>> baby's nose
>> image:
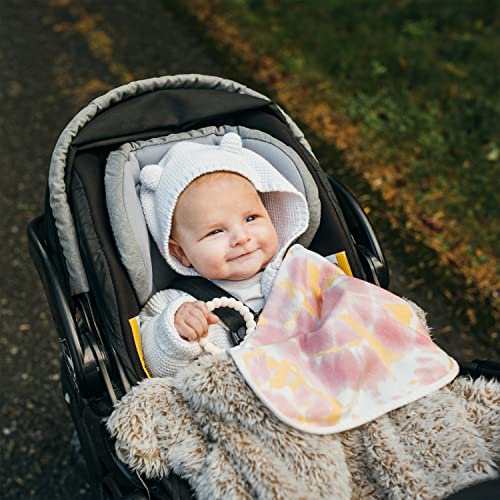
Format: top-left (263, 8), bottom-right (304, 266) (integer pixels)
top-left (231, 226), bottom-right (251, 246)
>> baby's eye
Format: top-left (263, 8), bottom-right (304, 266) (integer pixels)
top-left (246, 215), bottom-right (256, 223)
top-left (207, 229), bottom-right (222, 236)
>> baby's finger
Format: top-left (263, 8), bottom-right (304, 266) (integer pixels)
top-left (191, 300), bottom-right (212, 318)
top-left (196, 313), bottom-right (218, 339)
top-left (185, 313), bottom-right (206, 339)
top-left (178, 323), bottom-right (198, 341)
top-left (192, 304), bottom-right (216, 335)
top-left (207, 313), bottom-right (219, 324)
top-left (194, 303), bottom-right (219, 328)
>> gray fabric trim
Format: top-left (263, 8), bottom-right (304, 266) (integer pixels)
top-left (105, 125), bottom-right (320, 304)
top-left (48, 74), bottom-right (315, 295)
top-left (106, 150), bottom-right (153, 301)
top-left (275, 104), bottom-right (317, 161)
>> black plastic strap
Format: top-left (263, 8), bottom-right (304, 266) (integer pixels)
top-left (170, 276), bottom-right (259, 346)
top-left (459, 359), bottom-right (500, 380)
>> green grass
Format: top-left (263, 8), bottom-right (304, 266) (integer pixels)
top-left (217, 0), bottom-right (500, 257)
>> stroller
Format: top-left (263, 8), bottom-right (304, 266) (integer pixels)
top-left (28, 75), bottom-right (499, 499)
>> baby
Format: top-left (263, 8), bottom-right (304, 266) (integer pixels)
top-left (138, 133), bottom-right (310, 377)
top-left (169, 171), bottom-right (278, 341)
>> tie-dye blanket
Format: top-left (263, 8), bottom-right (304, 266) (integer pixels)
top-left (230, 244), bottom-right (459, 434)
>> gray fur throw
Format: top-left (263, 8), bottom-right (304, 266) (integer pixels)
top-left (107, 353), bottom-right (500, 499)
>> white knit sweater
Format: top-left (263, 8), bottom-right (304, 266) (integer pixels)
top-left (139, 272), bottom-right (267, 378)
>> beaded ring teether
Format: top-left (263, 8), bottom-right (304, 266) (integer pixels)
top-left (198, 297), bottom-right (257, 355)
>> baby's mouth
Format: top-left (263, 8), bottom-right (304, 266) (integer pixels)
top-left (229, 250), bottom-right (255, 261)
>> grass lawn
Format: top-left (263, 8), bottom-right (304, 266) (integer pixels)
top-left (220, 0), bottom-right (499, 254)
top-left (182, 0), bottom-right (500, 305)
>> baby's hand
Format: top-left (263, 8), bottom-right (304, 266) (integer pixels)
top-left (174, 301), bottom-right (219, 341)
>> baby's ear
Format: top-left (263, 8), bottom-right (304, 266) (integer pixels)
top-left (168, 239), bottom-right (191, 267)
top-left (140, 164), bottom-right (162, 191)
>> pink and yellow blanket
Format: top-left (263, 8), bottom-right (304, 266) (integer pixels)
top-left (230, 244), bottom-right (459, 434)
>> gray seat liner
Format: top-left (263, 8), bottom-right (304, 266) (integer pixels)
top-left (105, 125), bottom-right (321, 305)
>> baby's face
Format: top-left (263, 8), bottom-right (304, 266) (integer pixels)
top-left (169, 173), bottom-right (279, 281)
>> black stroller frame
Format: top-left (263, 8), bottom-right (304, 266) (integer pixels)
top-left (27, 75), bottom-right (499, 499)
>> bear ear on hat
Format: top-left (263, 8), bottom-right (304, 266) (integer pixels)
top-left (140, 164), bottom-right (163, 191)
top-left (220, 132), bottom-right (243, 154)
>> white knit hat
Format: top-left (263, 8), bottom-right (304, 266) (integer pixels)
top-left (139, 132), bottom-right (309, 276)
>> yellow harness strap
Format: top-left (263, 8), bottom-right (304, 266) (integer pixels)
top-left (128, 316), bottom-right (151, 378)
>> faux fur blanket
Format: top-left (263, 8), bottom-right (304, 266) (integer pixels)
top-left (107, 355), bottom-right (500, 499)
top-left (230, 244), bottom-right (459, 433)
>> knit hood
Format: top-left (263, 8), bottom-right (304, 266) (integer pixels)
top-left (139, 133), bottom-right (309, 291)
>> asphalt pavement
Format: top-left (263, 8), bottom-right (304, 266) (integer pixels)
top-left (0, 1), bottom-right (496, 499)
top-left (0, 1), bottom-right (224, 498)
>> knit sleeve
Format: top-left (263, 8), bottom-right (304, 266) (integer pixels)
top-left (138, 289), bottom-right (233, 378)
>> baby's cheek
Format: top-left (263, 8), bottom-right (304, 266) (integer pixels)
top-left (268, 227), bottom-right (279, 255)
top-left (203, 248), bottom-right (227, 275)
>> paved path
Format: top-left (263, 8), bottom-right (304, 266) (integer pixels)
top-left (0, 1), bottom-right (224, 498)
top-left (0, 1), bottom-right (494, 499)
